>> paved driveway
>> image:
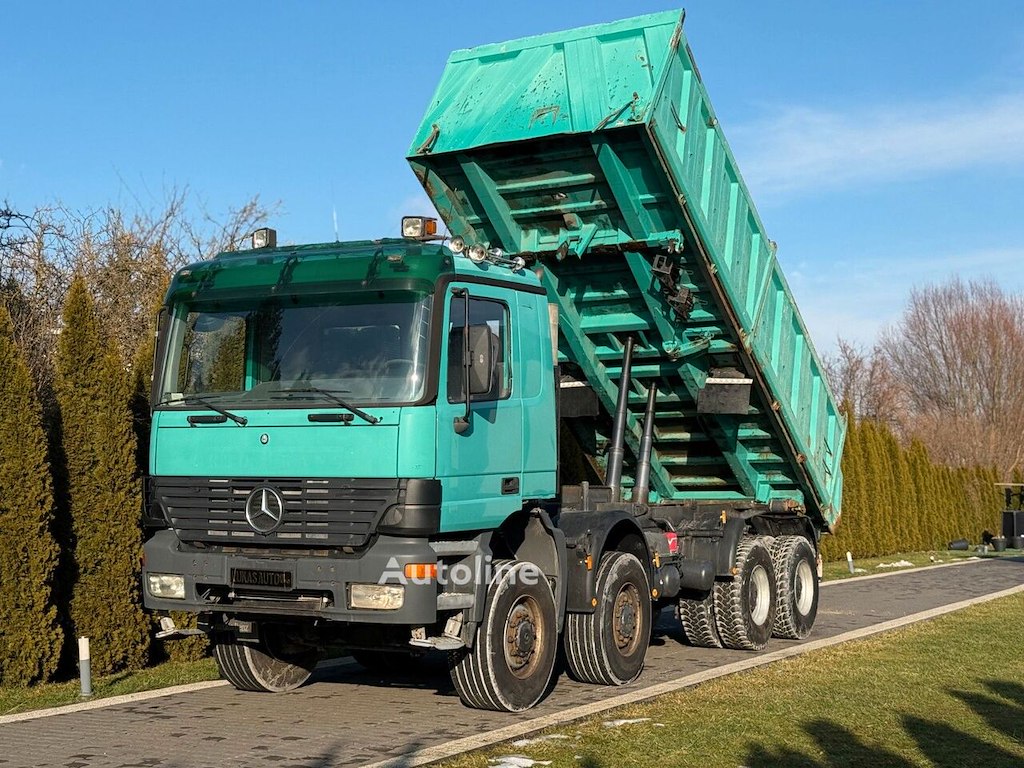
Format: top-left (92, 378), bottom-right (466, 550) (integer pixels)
top-left (3, 557), bottom-right (1022, 768)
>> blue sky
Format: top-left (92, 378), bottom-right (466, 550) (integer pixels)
top-left (3, 1), bottom-right (1022, 351)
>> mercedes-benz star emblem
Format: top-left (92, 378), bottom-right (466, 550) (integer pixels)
top-left (244, 486), bottom-right (285, 535)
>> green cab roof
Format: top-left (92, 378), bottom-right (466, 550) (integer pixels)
top-left (165, 238), bottom-right (541, 304)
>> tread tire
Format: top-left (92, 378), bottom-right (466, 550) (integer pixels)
top-left (564, 551), bottom-right (652, 685)
top-left (449, 560), bottom-right (557, 712)
top-left (771, 535), bottom-right (819, 640)
top-left (714, 536), bottom-right (777, 651)
top-left (676, 589), bottom-right (722, 648)
top-left (213, 625), bottom-right (320, 692)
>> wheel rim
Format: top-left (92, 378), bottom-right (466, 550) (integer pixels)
top-left (612, 582), bottom-right (642, 656)
top-left (749, 565), bottom-right (771, 626)
top-left (794, 559), bottom-right (815, 615)
top-left (504, 595), bottom-right (543, 679)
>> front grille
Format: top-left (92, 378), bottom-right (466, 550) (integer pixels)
top-left (152, 477), bottom-right (400, 548)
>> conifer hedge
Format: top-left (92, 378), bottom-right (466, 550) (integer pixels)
top-left (55, 277), bottom-right (150, 675)
top-left (131, 313), bottom-right (209, 664)
top-left (822, 416), bottom-right (1005, 561)
top-left (0, 307), bottom-right (63, 685)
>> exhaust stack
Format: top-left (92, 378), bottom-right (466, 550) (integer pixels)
top-left (606, 337), bottom-right (634, 500)
top-left (632, 384), bottom-right (658, 504)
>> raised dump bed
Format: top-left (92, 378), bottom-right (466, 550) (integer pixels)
top-left (408, 10), bottom-right (843, 529)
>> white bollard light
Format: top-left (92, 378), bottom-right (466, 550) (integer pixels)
top-left (78, 636), bottom-right (93, 698)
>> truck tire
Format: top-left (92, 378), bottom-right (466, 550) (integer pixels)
top-left (714, 536), bottom-right (776, 651)
top-left (771, 535), bottom-right (819, 640)
top-left (564, 551), bottom-right (651, 685)
top-left (449, 560), bottom-right (557, 712)
top-left (212, 625), bottom-right (321, 693)
top-left (676, 589), bottom-right (722, 648)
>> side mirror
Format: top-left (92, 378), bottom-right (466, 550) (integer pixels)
top-left (451, 286), bottom-right (501, 434)
top-left (466, 325), bottom-right (494, 396)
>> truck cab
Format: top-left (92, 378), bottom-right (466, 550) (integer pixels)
top-left (144, 229), bottom-right (558, 622)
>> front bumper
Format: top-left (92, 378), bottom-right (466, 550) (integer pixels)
top-left (143, 529), bottom-right (439, 625)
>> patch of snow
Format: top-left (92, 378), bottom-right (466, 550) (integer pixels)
top-left (854, 568), bottom-right (867, 573)
top-left (602, 717), bottom-right (651, 728)
top-left (653, 722), bottom-right (666, 727)
top-left (876, 560), bottom-right (914, 569)
top-left (511, 734), bottom-right (570, 747)
top-left (967, 556), bottom-right (981, 560)
top-left (488, 757), bottom-right (552, 768)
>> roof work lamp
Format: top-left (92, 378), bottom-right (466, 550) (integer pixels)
top-left (252, 228), bottom-right (277, 249)
top-left (401, 216), bottom-right (438, 239)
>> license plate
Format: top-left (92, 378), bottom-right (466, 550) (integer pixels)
top-left (230, 568), bottom-right (293, 590)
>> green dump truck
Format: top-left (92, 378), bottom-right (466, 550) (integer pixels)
top-left (142, 10), bottom-right (844, 712)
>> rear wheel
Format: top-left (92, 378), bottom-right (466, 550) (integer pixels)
top-left (564, 551), bottom-right (651, 685)
top-left (771, 536), bottom-right (819, 639)
top-left (449, 560), bottom-right (557, 712)
top-left (213, 624), bottom-right (321, 692)
top-left (676, 588), bottom-right (722, 648)
top-left (714, 536), bottom-right (777, 651)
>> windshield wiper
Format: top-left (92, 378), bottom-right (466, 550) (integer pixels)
top-left (279, 386), bottom-right (380, 425)
top-left (178, 395), bottom-right (248, 426)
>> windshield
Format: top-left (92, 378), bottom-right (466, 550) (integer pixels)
top-left (157, 290), bottom-right (433, 407)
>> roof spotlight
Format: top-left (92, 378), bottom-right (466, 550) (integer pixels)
top-left (449, 235), bottom-right (466, 254)
top-left (252, 228), bottom-right (277, 249)
top-left (468, 244), bottom-right (488, 263)
top-left (401, 216), bottom-right (438, 239)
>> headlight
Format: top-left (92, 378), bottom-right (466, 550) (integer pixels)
top-left (349, 583), bottom-right (404, 610)
top-left (147, 573), bottom-right (185, 600)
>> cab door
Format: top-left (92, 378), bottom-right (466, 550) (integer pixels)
top-left (435, 284), bottom-right (524, 532)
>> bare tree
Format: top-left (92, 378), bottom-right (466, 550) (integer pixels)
top-left (880, 278), bottom-right (1024, 477)
top-left (824, 338), bottom-right (904, 427)
top-left (0, 191), bottom-right (277, 395)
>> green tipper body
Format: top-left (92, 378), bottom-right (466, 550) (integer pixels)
top-left (409, 10), bottom-right (844, 529)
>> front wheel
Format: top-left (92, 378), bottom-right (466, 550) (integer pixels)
top-left (449, 560), bottom-right (557, 712)
top-left (564, 551), bottom-right (652, 685)
top-left (771, 536), bottom-right (819, 639)
top-left (212, 624), bottom-right (321, 692)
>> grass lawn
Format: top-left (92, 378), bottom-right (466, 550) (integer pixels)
top-left (821, 547), bottom-right (1022, 581)
top-left (0, 658), bottom-right (219, 717)
top-left (438, 593), bottom-right (1024, 768)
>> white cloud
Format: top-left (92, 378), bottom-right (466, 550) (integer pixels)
top-left (386, 191), bottom-right (440, 232)
top-left (732, 92), bottom-right (1024, 197)
top-left (787, 246), bottom-right (1024, 352)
